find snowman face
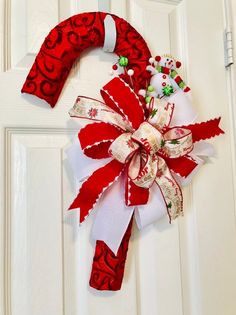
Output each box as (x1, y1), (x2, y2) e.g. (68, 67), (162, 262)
(160, 57), (176, 69)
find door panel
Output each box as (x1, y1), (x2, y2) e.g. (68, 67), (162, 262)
(1, 0), (236, 315)
(9, 130), (66, 315)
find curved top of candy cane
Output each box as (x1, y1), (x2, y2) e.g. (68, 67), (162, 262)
(21, 12), (152, 107)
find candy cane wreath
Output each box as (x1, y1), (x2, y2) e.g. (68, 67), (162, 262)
(22, 12), (224, 291)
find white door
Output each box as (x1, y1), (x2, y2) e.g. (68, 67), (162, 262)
(1, 0), (236, 314)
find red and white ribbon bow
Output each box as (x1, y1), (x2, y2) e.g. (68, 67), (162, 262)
(68, 77), (223, 253)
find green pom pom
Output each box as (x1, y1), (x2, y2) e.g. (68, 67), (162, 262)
(147, 85), (154, 92)
(145, 96), (151, 103)
(118, 56), (129, 67)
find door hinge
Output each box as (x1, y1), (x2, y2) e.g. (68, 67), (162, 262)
(224, 28), (234, 68)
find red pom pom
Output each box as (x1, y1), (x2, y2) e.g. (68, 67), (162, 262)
(176, 61), (181, 68)
(112, 64), (118, 70)
(155, 55), (161, 62)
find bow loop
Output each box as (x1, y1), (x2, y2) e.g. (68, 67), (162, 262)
(128, 152), (158, 188)
(162, 127), (193, 158)
(156, 157), (183, 220)
(101, 77), (145, 130)
(147, 97), (174, 129)
(109, 133), (139, 163)
(69, 96), (132, 131)
(131, 122), (163, 154)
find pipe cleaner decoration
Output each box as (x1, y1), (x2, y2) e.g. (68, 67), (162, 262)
(21, 12), (224, 291)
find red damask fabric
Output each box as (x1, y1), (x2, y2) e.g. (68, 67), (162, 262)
(21, 12), (151, 107)
(89, 218), (133, 291)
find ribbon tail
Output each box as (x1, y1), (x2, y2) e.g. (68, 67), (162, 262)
(135, 184), (167, 229)
(89, 216), (133, 291)
(156, 157), (183, 222)
(125, 177), (149, 206)
(181, 117), (224, 142)
(91, 175), (134, 255)
(68, 160), (124, 223)
(165, 155), (199, 178)
(173, 155), (204, 187)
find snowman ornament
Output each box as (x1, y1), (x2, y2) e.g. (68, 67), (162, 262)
(140, 55), (190, 102)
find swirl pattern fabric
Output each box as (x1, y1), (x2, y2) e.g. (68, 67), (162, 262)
(89, 218), (133, 291)
(21, 12), (151, 107)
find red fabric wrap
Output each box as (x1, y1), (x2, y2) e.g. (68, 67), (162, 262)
(21, 12), (151, 107)
(89, 217), (133, 291)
